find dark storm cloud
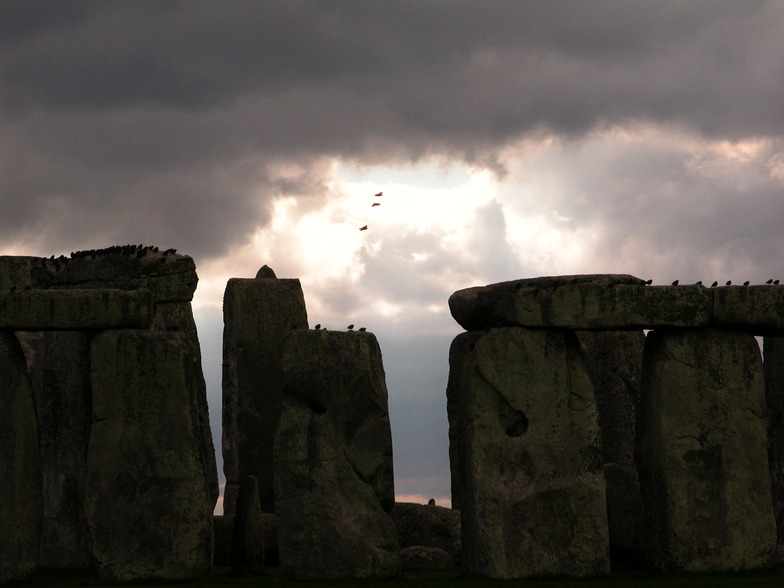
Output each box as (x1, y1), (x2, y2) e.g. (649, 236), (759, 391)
(2, 0), (783, 258)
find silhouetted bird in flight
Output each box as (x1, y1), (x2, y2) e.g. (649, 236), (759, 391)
(372, 202), (381, 207)
(726, 280), (732, 286)
(347, 324), (354, 330)
(375, 192), (383, 197)
(359, 225), (368, 231)
(314, 324), (321, 330)
(743, 281), (750, 286)
(711, 281), (718, 288)
(671, 280), (679, 286)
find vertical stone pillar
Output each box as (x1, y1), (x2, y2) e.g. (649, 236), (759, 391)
(577, 330), (646, 562)
(637, 328), (776, 572)
(274, 330), (398, 580)
(222, 267), (308, 515)
(85, 330), (213, 583)
(455, 327), (610, 579)
(763, 335), (784, 544)
(17, 330), (93, 570)
(0, 330), (42, 583)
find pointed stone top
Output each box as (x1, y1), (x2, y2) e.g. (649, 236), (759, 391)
(255, 265), (277, 279)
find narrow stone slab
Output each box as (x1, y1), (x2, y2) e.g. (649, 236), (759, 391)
(275, 329), (398, 580)
(637, 328), (776, 572)
(449, 275), (712, 331)
(764, 335), (784, 544)
(0, 331), (42, 583)
(222, 271), (309, 515)
(713, 285), (784, 333)
(455, 327), (610, 579)
(0, 288), (153, 329)
(85, 330), (213, 582)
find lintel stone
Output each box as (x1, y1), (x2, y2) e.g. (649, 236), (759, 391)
(0, 288), (154, 330)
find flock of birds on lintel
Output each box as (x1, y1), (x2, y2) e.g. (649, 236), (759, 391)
(654, 279), (780, 286)
(312, 323), (366, 332)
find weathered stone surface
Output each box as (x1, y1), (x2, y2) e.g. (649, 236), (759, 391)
(0, 250), (198, 302)
(222, 270), (308, 514)
(275, 329), (398, 580)
(0, 331), (42, 583)
(637, 328), (776, 572)
(231, 476), (265, 576)
(455, 327), (610, 579)
(213, 515), (234, 567)
(390, 502), (461, 564)
(85, 330), (213, 582)
(764, 335), (784, 544)
(18, 331), (93, 570)
(446, 331), (482, 511)
(714, 285), (784, 333)
(400, 546), (455, 572)
(0, 288), (153, 329)
(577, 330), (646, 563)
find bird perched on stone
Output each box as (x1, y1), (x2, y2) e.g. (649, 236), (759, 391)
(644, 279), (653, 285)
(347, 324), (354, 330)
(695, 280), (702, 285)
(726, 280), (732, 286)
(375, 192), (383, 197)
(767, 279), (774, 285)
(671, 279), (679, 286)
(776, 280), (781, 285)
(743, 281), (750, 286)
(359, 225), (368, 231)
(711, 281), (718, 288)
(314, 324), (321, 330)
(358, 327), (366, 331)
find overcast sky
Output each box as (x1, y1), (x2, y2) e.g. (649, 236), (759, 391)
(3, 1), (784, 509)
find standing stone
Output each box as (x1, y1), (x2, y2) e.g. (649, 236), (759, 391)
(85, 330), (213, 582)
(0, 330), (42, 583)
(222, 268), (308, 515)
(764, 335), (784, 544)
(231, 475), (265, 576)
(17, 331), (93, 570)
(455, 327), (610, 579)
(275, 329), (398, 580)
(577, 330), (646, 563)
(637, 328), (776, 572)
(390, 502), (461, 564)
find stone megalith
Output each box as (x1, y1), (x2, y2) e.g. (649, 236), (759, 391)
(454, 327), (610, 579)
(637, 328), (776, 572)
(222, 268), (308, 514)
(0, 331), (42, 583)
(17, 331), (93, 570)
(274, 329), (398, 580)
(764, 335), (784, 544)
(85, 330), (213, 583)
(390, 502), (461, 564)
(577, 330), (646, 563)
(231, 475), (265, 576)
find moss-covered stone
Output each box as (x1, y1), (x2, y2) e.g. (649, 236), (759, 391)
(274, 329), (398, 580)
(222, 275), (308, 514)
(0, 331), (42, 583)
(637, 328), (776, 572)
(0, 288), (153, 329)
(763, 335), (784, 544)
(85, 330), (213, 583)
(456, 327), (610, 579)
(713, 285), (784, 333)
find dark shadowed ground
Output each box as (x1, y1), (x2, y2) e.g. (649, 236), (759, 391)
(28, 565), (784, 587)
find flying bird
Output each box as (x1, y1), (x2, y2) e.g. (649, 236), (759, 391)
(371, 202), (381, 207)
(374, 192), (383, 197)
(359, 225), (368, 231)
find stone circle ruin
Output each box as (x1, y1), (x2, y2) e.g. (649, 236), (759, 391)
(1, 250), (783, 583)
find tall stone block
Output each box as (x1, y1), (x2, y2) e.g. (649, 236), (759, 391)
(455, 327), (610, 579)
(85, 330), (213, 582)
(0, 331), (42, 583)
(18, 331), (93, 570)
(764, 335), (784, 544)
(222, 268), (308, 514)
(577, 330), (646, 562)
(274, 330), (398, 580)
(637, 328), (776, 572)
